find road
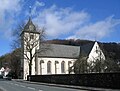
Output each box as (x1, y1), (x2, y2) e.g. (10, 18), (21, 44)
(0, 80), (87, 91)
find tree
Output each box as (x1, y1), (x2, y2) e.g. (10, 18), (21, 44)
(104, 57), (120, 72)
(92, 58), (105, 73)
(73, 56), (88, 74)
(9, 48), (21, 78)
(20, 18), (48, 78)
(11, 23), (25, 49)
(0, 53), (11, 68)
(0, 55), (5, 68)
(0, 49), (21, 78)
(9, 22), (26, 78)
(11, 18), (47, 79)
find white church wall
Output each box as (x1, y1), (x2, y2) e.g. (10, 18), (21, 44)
(87, 42), (105, 72)
(88, 42), (105, 63)
(37, 57), (76, 75)
(22, 32), (40, 80)
(23, 59), (29, 80)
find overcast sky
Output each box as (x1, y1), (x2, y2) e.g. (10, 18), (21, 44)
(0, 0), (120, 56)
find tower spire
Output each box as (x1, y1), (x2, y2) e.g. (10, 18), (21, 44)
(29, 6), (32, 18)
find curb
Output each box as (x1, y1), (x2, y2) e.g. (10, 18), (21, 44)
(14, 79), (120, 91)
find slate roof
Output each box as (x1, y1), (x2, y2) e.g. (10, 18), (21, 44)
(37, 44), (80, 59)
(80, 42), (94, 57)
(20, 18), (40, 35)
(23, 18), (37, 32)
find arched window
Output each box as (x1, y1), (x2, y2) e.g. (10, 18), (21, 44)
(61, 61), (65, 73)
(47, 61), (51, 74)
(55, 61), (59, 74)
(40, 60), (44, 75)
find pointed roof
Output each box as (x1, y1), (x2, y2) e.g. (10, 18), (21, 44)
(20, 18), (40, 36)
(80, 42), (94, 57)
(24, 17), (36, 32)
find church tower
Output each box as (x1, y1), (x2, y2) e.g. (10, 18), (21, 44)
(21, 18), (40, 80)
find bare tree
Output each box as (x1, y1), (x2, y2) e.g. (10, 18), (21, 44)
(10, 23), (25, 78)
(9, 48), (21, 78)
(11, 23), (25, 49)
(21, 28), (45, 76)
(96, 50), (105, 72)
(73, 56), (88, 74)
(11, 18), (47, 78)
(104, 56), (120, 72)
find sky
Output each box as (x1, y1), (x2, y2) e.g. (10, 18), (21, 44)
(0, 0), (120, 56)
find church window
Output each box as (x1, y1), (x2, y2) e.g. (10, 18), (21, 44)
(61, 61), (65, 73)
(47, 61), (51, 74)
(55, 61), (59, 74)
(40, 60), (44, 75)
(96, 46), (98, 53)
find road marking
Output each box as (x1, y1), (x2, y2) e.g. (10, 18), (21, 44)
(27, 87), (36, 90)
(3, 82), (44, 91)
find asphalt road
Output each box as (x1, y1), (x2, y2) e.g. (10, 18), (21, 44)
(0, 80), (87, 91)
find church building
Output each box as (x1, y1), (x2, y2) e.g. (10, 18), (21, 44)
(21, 18), (105, 80)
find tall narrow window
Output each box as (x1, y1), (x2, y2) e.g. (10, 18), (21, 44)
(40, 60), (44, 75)
(61, 61), (65, 73)
(96, 46), (98, 53)
(47, 61), (51, 74)
(55, 61), (59, 74)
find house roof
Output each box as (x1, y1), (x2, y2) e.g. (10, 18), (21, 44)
(80, 42), (94, 57)
(37, 44), (80, 59)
